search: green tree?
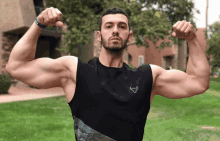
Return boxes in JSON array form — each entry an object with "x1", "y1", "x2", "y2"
[
  {"x1": 45, "y1": 0, "x2": 101, "y2": 55},
  {"x1": 142, "y1": 0, "x2": 200, "y2": 46},
  {"x1": 205, "y1": 22, "x2": 220, "y2": 74},
  {"x1": 45, "y1": 0, "x2": 199, "y2": 55}
]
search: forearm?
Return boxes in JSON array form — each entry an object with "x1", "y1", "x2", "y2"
[
  {"x1": 6, "y1": 22, "x2": 43, "y2": 70},
  {"x1": 186, "y1": 37, "x2": 210, "y2": 88}
]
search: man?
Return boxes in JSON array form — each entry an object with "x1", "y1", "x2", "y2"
[{"x1": 6, "y1": 7, "x2": 210, "y2": 141}]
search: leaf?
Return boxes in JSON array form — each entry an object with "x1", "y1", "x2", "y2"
[{"x1": 155, "y1": 11, "x2": 160, "y2": 18}]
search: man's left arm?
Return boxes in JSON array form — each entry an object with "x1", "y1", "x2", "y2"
[
  {"x1": 186, "y1": 36, "x2": 210, "y2": 89},
  {"x1": 172, "y1": 20, "x2": 210, "y2": 89},
  {"x1": 152, "y1": 20, "x2": 210, "y2": 99}
]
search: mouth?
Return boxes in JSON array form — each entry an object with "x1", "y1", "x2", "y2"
[{"x1": 111, "y1": 38, "x2": 121, "y2": 41}]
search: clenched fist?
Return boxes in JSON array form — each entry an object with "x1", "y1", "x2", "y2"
[
  {"x1": 172, "y1": 20, "x2": 196, "y2": 41},
  {"x1": 37, "y1": 7, "x2": 63, "y2": 27}
]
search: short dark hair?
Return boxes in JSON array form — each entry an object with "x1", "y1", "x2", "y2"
[{"x1": 99, "y1": 7, "x2": 131, "y2": 31}]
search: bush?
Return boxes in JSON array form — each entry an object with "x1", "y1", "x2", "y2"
[
  {"x1": 210, "y1": 76, "x2": 220, "y2": 82},
  {"x1": 0, "y1": 74, "x2": 12, "y2": 94},
  {"x1": 180, "y1": 69, "x2": 186, "y2": 72},
  {"x1": 210, "y1": 67, "x2": 220, "y2": 76}
]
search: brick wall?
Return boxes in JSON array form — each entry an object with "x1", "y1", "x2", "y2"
[
  {"x1": 128, "y1": 36, "x2": 191, "y2": 70},
  {"x1": 127, "y1": 44, "x2": 146, "y2": 68}
]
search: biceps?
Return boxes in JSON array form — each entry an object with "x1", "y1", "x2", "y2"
[
  {"x1": 154, "y1": 70, "x2": 206, "y2": 99},
  {"x1": 10, "y1": 58, "x2": 68, "y2": 89}
]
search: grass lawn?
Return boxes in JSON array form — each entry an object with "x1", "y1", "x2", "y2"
[
  {"x1": 0, "y1": 96, "x2": 76, "y2": 141},
  {"x1": 0, "y1": 81, "x2": 220, "y2": 141},
  {"x1": 144, "y1": 81, "x2": 220, "y2": 141}
]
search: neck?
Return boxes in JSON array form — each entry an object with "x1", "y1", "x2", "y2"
[{"x1": 99, "y1": 46, "x2": 124, "y2": 68}]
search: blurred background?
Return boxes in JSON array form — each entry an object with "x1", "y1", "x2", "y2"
[{"x1": 0, "y1": 0, "x2": 219, "y2": 88}]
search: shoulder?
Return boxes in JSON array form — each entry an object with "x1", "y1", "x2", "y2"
[
  {"x1": 149, "y1": 64, "x2": 162, "y2": 70},
  {"x1": 59, "y1": 55, "x2": 78, "y2": 82},
  {"x1": 59, "y1": 55, "x2": 78, "y2": 70},
  {"x1": 61, "y1": 55, "x2": 78, "y2": 64},
  {"x1": 149, "y1": 64, "x2": 167, "y2": 74},
  {"x1": 148, "y1": 64, "x2": 167, "y2": 87}
]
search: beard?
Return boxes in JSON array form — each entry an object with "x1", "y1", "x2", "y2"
[{"x1": 101, "y1": 35, "x2": 129, "y2": 53}]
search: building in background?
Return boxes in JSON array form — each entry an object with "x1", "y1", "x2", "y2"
[
  {"x1": 127, "y1": 28, "x2": 209, "y2": 70},
  {"x1": 0, "y1": 0, "x2": 63, "y2": 87}
]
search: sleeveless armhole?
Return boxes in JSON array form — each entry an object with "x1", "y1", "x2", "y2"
[
  {"x1": 67, "y1": 58, "x2": 81, "y2": 105},
  {"x1": 138, "y1": 64, "x2": 153, "y2": 92},
  {"x1": 147, "y1": 64, "x2": 153, "y2": 93}
]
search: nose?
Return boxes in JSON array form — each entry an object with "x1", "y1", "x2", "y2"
[{"x1": 112, "y1": 26, "x2": 119, "y2": 36}]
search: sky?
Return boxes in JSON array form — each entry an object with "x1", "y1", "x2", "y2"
[{"x1": 193, "y1": 0, "x2": 220, "y2": 28}]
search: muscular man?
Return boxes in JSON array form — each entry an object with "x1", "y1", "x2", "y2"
[{"x1": 6, "y1": 7, "x2": 210, "y2": 141}]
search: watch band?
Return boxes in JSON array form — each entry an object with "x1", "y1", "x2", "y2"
[{"x1": 34, "y1": 17, "x2": 47, "y2": 29}]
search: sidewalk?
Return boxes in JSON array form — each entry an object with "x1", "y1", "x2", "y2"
[{"x1": 0, "y1": 86, "x2": 65, "y2": 104}]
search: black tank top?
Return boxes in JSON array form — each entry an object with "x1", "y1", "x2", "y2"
[{"x1": 68, "y1": 57, "x2": 153, "y2": 141}]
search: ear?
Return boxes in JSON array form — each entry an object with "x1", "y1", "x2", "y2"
[
  {"x1": 97, "y1": 31, "x2": 101, "y2": 42},
  {"x1": 128, "y1": 30, "x2": 133, "y2": 43}
]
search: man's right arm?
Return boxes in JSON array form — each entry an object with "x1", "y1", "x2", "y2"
[
  {"x1": 5, "y1": 7, "x2": 72, "y2": 89},
  {"x1": 6, "y1": 7, "x2": 63, "y2": 71},
  {"x1": 6, "y1": 22, "x2": 42, "y2": 71}
]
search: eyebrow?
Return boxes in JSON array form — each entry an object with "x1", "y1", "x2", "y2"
[{"x1": 104, "y1": 22, "x2": 127, "y2": 25}]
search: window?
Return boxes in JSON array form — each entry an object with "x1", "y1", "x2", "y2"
[{"x1": 138, "y1": 55, "x2": 144, "y2": 67}]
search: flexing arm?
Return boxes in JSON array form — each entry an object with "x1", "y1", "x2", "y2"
[
  {"x1": 186, "y1": 38, "x2": 210, "y2": 89},
  {"x1": 6, "y1": 22, "x2": 42, "y2": 71},
  {"x1": 5, "y1": 8, "x2": 71, "y2": 89},
  {"x1": 152, "y1": 21, "x2": 210, "y2": 99},
  {"x1": 6, "y1": 7, "x2": 63, "y2": 71},
  {"x1": 173, "y1": 21, "x2": 210, "y2": 89}
]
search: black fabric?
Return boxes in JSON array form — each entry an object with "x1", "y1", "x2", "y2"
[{"x1": 68, "y1": 57, "x2": 153, "y2": 141}]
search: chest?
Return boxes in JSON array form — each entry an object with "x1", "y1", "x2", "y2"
[{"x1": 80, "y1": 68, "x2": 151, "y2": 106}]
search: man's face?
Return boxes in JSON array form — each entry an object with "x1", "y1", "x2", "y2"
[{"x1": 97, "y1": 14, "x2": 133, "y2": 51}]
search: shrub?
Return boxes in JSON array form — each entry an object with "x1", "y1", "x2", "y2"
[
  {"x1": 210, "y1": 76, "x2": 220, "y2": 82},
  {"x1": 180, "y1": 69, "x2": 186, "y2": 72},
  {"x1": 210, "y1": 67, "x2": 220, "y2": 76},
  {"x1": 0, "y1": 74, "x2": 12, "y2": 94}
]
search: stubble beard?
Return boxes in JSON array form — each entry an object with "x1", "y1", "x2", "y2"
[{"x1": 101, "y1": 35, "x2": 129, "y2": 56}]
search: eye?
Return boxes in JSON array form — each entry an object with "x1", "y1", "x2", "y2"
[
  {"x1": 106, "y1": 25, "x2": 111, "y2": 28},
  {"x1": 120, "y1": 26, "x2": 125, "y2": 29}
]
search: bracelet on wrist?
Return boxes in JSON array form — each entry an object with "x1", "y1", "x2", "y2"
[{"x1": 34, "y1": 17, "x2": 47, "y2": 29}]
